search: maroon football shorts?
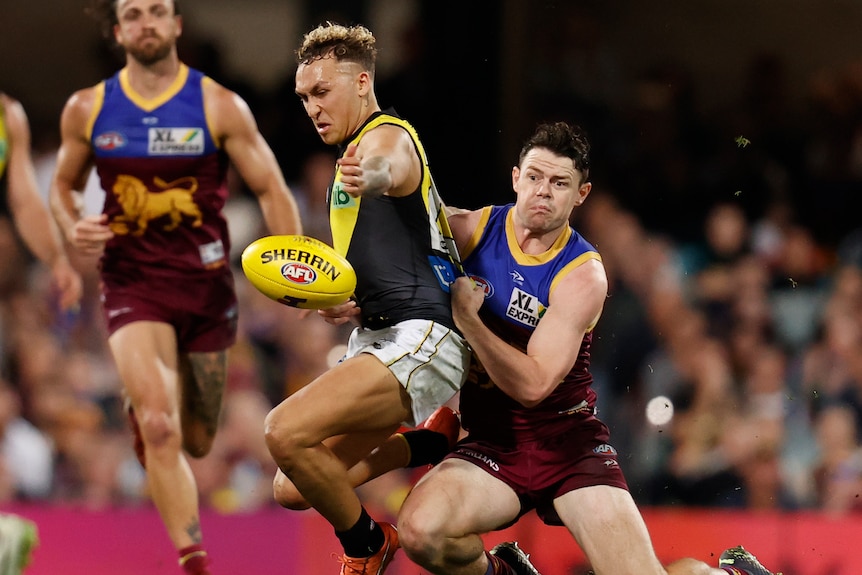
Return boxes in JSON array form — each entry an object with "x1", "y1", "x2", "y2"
[
  {"x1": 446, "y1": 415, "x2": 629, "y2": 527},
  {"x1": 100, "y1": 269, "x2": 238, "y2": 353}
]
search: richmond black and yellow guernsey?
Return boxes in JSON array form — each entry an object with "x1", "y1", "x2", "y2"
[{"x1": 330, "y1": 111, "x2": 458, "y2": 331}]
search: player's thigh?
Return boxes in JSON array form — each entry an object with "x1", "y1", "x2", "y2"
[
  {"x1": 267, "y1": 353, "x2": 410, "y2": 443},
  {"x1": 109, "y1": 320, "x2": 180, "y2": 411},
  {"x1": 555, "y1": 485, "x2": 665, "y2": 575},
  {"x1": 400, "y1": 458, "x2": 521, "y2": 538}
]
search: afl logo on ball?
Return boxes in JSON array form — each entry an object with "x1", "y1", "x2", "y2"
[{"x1": 281, "y1": 263, "x2": 317, "y2": 285}]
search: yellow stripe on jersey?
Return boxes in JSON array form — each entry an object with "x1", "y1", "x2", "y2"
[
  {"x1": 119, "y1": 64, "x2": 189, "y2": 112},
  {"x1": 460, "y1": 206, "x2": 493, "y2": 260},
  {"x1": 84, "y1": 82, "x2": 105, "y2": 142},
  {"x1": 329, "y1": 113, "x2": 461, "y2": 276},
  {"x1": 505, "y1": 209, "x2": 573, "y2": 266}
]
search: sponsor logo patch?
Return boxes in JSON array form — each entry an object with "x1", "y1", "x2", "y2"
[
  {"x1": 456, "y1": 448, "x2": 500, "y2": 472},
  {"x1": 330, "y1": 183, "x2": 356, "y2": 208},
  {"x1": 199, "y1": 239, "x2": 225, "y2": 267},
  {"x1": 94, "y1": 131, "x2": 127, "y2": 150},
  {"x1": 429, "y1": 256, "x2": 457, "y2": 291},
  {"x1": 148, "y1": 127, "x2": 204, "y2": 155},
  {"x1": 506, "y1": 287, "x2": 546, "y2": 327}
]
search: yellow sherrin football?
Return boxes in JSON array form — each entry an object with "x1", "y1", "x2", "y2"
[{"x1": 241, "y1": 235, "x2": 356, "y2": 309}]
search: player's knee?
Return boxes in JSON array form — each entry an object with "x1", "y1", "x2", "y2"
[
  {"x1": 272, "y1": 473, "x2": 310, "y2": 510},
  {"x1": 137, "y1": 409, "x2": 181, "y2": 451},
  {"x1": 263, "y1": 408, "x2": 307, "y2": 462},
  {"x1": 397, "y1": 512, "x2": 445, "y2": 567}
]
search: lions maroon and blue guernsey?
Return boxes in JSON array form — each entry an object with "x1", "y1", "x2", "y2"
[
  {"x1": 457, "y1": 204, "x2": 602, "y2": 444},
  {"x1": 89, "y1": 64, "x2": 230, "y2": 279},
  {"x1": 449, "y1": 204, "x2": 627, "y2": 526},
  {"x1": 88, "y1": 65, "x2": 236, "y2": 351}
]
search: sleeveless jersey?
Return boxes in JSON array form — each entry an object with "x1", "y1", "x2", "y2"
[
  {"x1": 87, "y1": 65, "x2": 230, "y2": 280},
  {"x1": 329, "y1": 111, "x2": 458, "y2": 330},
  {"x1": 458, "y1": 204, "x2": 602, "y2": 444}
]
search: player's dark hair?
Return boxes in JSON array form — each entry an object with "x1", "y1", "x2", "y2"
[
  {"x1": 87, "y1": 0, "x2": 182, "y2": 40},
  {"x1": 519, "y1": 121, "x2": 591, "y2": 182},
  {"x1": 296, "y1": 22, "x2": 377, "y2": 74}
]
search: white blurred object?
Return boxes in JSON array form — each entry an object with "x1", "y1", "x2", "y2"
[{"x1": 646, "y1": 395, "x2": 674, "y2": 426}]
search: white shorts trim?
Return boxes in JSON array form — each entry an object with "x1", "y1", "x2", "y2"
[{"x1": 344, "y1": 319, "x2": 470, "y2": 426}]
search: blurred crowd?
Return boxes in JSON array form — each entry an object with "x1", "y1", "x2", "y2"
[{"x1": 3, "y1": 9, "x2": 862, "y2": 522}]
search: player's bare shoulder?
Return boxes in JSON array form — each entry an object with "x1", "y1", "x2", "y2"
[
  {"x1": 201, "y1": 77, "x2": 257, "y2": 144},
  {"x1": 444, "y1": 206, "x2": 480, "y2": 245},
  {"x1": 566, "y1": 255, "x2": 607, "y2": 290},
  {"x1": 366, "y1": 122, "x2": 415, "y2": 158},
  {"x1": 551, "y1": 255, "x2": 608, "y2": 321},
  {"x1": 60, "y1": 85, "x2": 101, "y2": 139}
]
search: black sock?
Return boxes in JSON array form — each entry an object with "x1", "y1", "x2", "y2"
[
  {"x1": 401, "y1": 428, "x2": 451, "y2": 467},
  {"x1": 335, "y1": 507, "x2": 384, "y2": 558}
]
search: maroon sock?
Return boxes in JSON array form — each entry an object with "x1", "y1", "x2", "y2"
[{"x1": 179, "y1": 544, "x2": 211, "y2": 575}]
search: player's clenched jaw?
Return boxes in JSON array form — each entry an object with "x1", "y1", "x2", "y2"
[
  {"x1": 512, "y1": 149, "x2": 588, "y2": 234},
  {"x1": 114, "y1": 0, "x2": 181, "y2": 66},
  {"x1": 295, "y1": 56, "x2": 369, "y2": 146}
]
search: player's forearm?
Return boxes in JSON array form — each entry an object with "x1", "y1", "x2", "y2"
[
  {"x1": 257, "y1": 185, "x2": 303, "y2": 236},
  {"x1": 456, "y1": 315, "x2": 551, "y2": 407},
  {"x1": 49, "y1": 184, "x2": 83, "y2": 243},
  {"x1": 13, "y1": 201, "x2": 69, "y2": 266}
]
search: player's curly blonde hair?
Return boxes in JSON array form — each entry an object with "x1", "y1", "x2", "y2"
[{"x1": 296, "y1": 22, "x2": 377, "y2": 74}]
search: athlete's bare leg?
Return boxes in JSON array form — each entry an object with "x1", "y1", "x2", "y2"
[
  {"x1": 179, "y1": 351, "x2": 226, "y2": 458},
  {"x1": 556, "y1": 485, "x2": 728, "y2": 574},
  {"x1": 265, "y1": 353, "x2": 409, "y2": 530},
  {"x1": 273, "y1": 430, "x2": 406, "y2": 509},
  {"x1": 397, "y1": 458, "x2": 522, "y2": 575},
  {"x1": 110, "y1": 321, "x2": 204, "y2": 549}
]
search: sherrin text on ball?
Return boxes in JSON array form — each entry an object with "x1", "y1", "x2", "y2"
[{"x1": 241, "y1": 235, "x2": 356, "y2": 309}]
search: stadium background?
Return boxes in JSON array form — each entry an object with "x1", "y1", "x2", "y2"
[{"x1": 2, "y1": 1, "x2": 862, "y2": 574}]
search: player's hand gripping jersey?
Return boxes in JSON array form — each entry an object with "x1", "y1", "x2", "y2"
[{"x1": 458, "y1": 204, "x2": 603, "y2": 444}]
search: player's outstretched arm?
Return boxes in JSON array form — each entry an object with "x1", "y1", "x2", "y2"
[{"x1": 205, "y1": 80, "x2": 302, "y2": 237}]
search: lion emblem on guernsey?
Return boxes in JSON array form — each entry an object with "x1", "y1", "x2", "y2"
[{"x1": 109, "y1": 174, "x2": 203, "y2": 236}]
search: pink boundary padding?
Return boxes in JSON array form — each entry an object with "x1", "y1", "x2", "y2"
[{"x1": 3, "y1": 504, "x2": 859, "y2": 574}]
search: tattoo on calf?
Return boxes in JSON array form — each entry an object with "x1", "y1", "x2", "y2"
[{"x1": 186, "y1": 351, "x2": 227, "y2": 435}]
